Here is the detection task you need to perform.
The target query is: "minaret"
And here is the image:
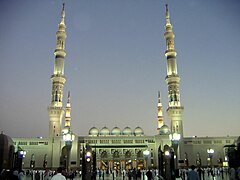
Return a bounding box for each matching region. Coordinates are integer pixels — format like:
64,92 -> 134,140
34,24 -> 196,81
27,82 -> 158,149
48,4 -> 67,137
62,91 -> 71,134
65,91 -> 71,128
164,4 -> 184,137
157,91 -> 164,133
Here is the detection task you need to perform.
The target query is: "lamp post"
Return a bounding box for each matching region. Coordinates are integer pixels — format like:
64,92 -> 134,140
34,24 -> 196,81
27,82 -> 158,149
184,152 -> 189,168
143,150 -> 150,170
169,132 -> 181,170
158,146 -> 164,178
207,148 -> 214,167
196,152 -> 201,167
84,144 -> 94,180
14,147 -> 26,170
63,128 -> 75,171
163,145 -> 175,180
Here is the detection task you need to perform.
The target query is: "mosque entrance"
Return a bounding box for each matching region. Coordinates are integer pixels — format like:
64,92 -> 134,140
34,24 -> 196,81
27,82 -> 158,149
136,159 -> 144,169
125,159 -> 132,170
113,161 -> 120,170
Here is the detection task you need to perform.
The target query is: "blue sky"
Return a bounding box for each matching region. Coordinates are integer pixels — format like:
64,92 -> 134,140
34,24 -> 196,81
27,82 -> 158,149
0,0 -> 240,138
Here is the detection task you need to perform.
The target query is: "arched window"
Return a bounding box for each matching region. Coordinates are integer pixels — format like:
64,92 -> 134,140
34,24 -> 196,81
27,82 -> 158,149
101,151 -> 108,159
125,151 -> 131,159
113,151 -> 120,159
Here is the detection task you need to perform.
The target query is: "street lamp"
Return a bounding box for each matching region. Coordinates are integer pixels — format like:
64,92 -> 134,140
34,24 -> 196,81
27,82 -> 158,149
63,128 -> 75,171
163,145 -> 175,180
196,152 -> 201,167
14,147 -> 26,170
83,144 -> 95,180
86,151 -> 92,163
143,150 -> 150,169
169,132 -> 181,169
207,148 -> 214,166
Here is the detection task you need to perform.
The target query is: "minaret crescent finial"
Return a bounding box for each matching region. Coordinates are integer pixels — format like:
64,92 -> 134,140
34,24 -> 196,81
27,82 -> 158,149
166,4 -> 170,17
158,91 -> 161,103
60,3 -> 65,25
67,91 -> 70,103
62,3 -> 65,15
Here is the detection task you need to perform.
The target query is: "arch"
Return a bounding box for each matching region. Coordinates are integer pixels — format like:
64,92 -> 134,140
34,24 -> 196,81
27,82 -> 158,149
113,150 -> 120,159
136,150 -> 143,158
100,150 -> 108,159
125,150 -> 131,159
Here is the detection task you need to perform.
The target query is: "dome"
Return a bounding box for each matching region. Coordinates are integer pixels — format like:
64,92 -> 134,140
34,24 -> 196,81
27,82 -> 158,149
0,132 -> 14,148
111,127 -> 121,135
0,132 -> 15,169
100,127 -> 110,135
159,125 -> 171,135
89,127 -> 99,136
122,127 -> 132,135
134,126 -> 144,136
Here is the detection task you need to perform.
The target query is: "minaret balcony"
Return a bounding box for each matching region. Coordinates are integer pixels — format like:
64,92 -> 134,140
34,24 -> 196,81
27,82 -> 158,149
51,74 -> 66,84
54,49 -> 66,57
165,50 -> 177,57
167,106 -> 184,111
165,74 -> 180,83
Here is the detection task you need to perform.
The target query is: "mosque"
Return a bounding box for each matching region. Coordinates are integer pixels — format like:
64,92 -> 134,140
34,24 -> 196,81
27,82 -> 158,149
5,4 -> 238,171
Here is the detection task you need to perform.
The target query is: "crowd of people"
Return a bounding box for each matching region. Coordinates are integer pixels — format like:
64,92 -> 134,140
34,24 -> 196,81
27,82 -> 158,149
0,167 -> 78,180
1,165 -> 240,180
94,166 -> 240,180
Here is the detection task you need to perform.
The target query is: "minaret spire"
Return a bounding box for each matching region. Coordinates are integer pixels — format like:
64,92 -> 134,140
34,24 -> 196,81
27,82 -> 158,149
59,3 -> 66,30
164,4 -> 184,137
157,91 -> 164,133
48,4 -> 67,137
165,4 -> 171,25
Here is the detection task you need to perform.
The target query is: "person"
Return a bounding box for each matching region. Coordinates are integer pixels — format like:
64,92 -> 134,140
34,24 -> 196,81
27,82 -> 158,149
12,169 -> 19,180
197,167 -> 202,180
237,167 -> 240,180
35,170 -> 40,180
136,169 -> 141,180
229,167 -> 236,180
237,167 -> 240,179
51,167 -> 66,180
44,169 -> 50,180
187,165 -> 200,180
146,169 -> 152,180
0,169 -> 6,179
18,170 -> 24,180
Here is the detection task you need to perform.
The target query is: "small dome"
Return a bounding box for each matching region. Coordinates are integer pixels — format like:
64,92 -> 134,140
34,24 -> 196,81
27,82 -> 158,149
159,125 -> 171,135
111,127 -> 121,135
100,127 -> 110,135
122,127 -> 132,135
134,126 -> 144,136
89,127 -> 99,136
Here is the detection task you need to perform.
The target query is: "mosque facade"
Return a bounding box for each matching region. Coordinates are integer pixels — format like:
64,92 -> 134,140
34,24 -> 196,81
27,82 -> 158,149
12,4 -> 238,170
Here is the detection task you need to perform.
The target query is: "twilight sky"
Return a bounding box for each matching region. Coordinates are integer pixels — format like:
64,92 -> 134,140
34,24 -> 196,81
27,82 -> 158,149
0,0 -> 240,138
